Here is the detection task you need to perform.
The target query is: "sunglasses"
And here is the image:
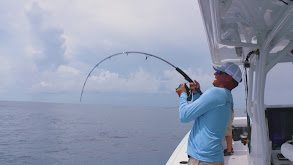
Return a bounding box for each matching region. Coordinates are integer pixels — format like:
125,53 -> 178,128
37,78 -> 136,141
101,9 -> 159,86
216,70 -> 228,75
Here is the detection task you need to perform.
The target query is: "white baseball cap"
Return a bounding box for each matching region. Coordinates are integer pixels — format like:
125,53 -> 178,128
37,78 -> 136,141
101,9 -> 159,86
213,62 -> 242,83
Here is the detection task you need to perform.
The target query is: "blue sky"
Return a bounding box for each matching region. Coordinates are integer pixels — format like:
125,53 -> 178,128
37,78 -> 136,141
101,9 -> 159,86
0,0 -> 291,108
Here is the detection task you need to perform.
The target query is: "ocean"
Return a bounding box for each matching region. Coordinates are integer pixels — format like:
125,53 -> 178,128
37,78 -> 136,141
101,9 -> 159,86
0,101 -> 193,165
0,101 -> 246,165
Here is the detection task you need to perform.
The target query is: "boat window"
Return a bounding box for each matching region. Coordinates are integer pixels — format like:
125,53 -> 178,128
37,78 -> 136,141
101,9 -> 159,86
266,107 -> 293,150
265,63 -> 293,105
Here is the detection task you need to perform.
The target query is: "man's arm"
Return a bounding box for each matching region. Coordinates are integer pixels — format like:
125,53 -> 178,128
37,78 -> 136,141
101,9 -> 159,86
179,88 -> 224,123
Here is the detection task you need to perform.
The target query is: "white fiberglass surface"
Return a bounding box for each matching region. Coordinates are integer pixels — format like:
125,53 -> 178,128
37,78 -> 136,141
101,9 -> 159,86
199,0 -> 293,64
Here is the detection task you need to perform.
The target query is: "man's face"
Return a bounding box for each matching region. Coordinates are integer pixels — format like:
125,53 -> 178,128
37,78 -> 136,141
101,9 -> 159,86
213,70 -> 230,87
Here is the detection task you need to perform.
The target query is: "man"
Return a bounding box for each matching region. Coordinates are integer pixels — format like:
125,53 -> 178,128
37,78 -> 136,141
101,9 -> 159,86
175,62 -> 242,165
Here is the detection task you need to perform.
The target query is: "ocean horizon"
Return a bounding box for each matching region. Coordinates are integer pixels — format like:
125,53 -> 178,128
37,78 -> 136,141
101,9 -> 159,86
0,101 -> 192,165
0,100 -> 246,165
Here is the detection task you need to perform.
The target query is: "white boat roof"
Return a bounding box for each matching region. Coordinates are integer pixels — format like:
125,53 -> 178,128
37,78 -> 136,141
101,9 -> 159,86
198,0 -> 293,65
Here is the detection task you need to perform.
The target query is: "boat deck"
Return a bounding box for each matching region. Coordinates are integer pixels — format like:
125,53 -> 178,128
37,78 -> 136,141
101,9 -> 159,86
166,132 -> 249,165
223,140 -> 249,165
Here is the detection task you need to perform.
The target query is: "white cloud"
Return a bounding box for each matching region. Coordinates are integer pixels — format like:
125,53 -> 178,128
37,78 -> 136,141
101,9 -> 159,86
40,81 -> 52,87
82,66 -> 215,96
25,45 -> 43,58
30,66 -> 81,93
0,0 -> 254,107
84,68 -> 161,93
24,0 -> 206,59
57,65 -> 81,75
26,2 -> 67,71
163,67 -> 214,92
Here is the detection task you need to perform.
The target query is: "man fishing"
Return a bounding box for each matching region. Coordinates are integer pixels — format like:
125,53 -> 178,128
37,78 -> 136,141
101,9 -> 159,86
175,62 -> 242,165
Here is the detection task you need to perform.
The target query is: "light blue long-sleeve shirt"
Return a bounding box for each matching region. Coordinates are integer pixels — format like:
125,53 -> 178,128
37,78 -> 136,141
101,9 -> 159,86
179,87 -> 233,162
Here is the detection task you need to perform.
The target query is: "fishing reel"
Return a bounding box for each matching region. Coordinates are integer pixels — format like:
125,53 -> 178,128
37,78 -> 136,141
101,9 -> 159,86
176,83 -> 192,101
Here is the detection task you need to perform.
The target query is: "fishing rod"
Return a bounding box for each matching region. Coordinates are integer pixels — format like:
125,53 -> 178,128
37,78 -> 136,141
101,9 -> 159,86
80,51 -> 202,102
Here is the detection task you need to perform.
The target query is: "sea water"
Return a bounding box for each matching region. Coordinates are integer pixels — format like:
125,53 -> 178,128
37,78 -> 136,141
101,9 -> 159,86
0,101 -> 246,165
0,101 -> 193,165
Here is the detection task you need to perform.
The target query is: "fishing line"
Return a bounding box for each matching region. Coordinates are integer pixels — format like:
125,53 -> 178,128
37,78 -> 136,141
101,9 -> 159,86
80,51 -> 202,102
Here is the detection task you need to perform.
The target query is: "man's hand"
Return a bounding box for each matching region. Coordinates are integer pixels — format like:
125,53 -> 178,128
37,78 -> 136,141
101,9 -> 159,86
176,83 -> 187,97
189,80 -> 200,95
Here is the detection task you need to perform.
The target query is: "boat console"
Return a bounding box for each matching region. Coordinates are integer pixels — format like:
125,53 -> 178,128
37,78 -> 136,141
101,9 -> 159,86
266,106 -> 293,165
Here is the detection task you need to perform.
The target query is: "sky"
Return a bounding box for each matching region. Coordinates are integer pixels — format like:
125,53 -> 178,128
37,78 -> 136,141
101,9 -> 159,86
0,0 -> 291,108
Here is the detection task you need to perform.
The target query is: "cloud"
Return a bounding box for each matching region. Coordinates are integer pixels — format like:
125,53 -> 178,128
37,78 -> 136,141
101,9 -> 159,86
26,2 -> 66,71
82,66 -> 214,94
163,67 -> 215,91
30,65 -> 82,93
57,65 -> 80,75
84,68 -> 161,93
0,0 -> 246,106
27,0 -> 206,58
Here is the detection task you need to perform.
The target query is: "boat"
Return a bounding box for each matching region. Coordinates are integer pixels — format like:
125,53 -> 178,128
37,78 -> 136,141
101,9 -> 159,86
167,0 -> 293,164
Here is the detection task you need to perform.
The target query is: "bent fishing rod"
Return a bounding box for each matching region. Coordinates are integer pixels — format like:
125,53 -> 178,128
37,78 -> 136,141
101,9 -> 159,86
80,51 -> 202,102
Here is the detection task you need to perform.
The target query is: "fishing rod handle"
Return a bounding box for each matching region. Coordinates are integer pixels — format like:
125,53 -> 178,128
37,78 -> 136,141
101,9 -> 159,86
176,67 -> 193,82
175,67 -> 203,95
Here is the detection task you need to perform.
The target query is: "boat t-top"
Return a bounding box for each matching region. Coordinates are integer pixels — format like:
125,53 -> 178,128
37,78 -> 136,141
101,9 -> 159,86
167,0 -> 293,164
